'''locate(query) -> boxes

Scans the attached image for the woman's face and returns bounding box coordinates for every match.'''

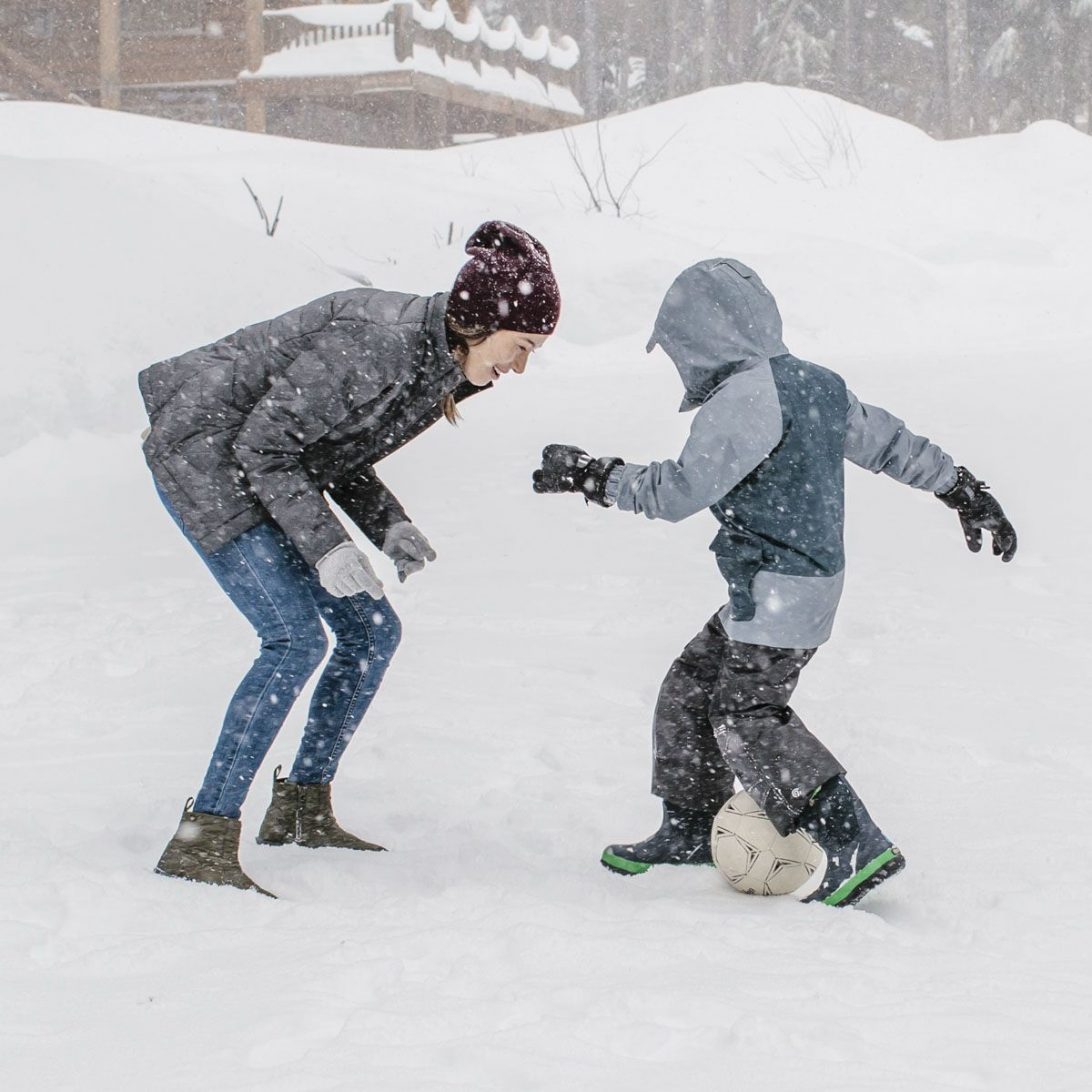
[461,329,549,387]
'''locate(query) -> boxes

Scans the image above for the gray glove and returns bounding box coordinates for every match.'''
[383,521,437,582]
[316,542,384,599]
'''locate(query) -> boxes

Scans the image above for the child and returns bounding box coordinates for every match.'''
[532,258,1015,907]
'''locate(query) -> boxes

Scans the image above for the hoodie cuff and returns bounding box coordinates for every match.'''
[933,463,960,496]
[603,465,625,506]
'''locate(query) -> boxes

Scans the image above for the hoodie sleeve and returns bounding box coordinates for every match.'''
[844,389,957,492]
[611,362,785,522]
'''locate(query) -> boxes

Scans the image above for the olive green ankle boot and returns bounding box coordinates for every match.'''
[256,767,385,852]
[156,799,276,897]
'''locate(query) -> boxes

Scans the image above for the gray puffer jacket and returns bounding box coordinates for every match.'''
[610,259,958,649]
[139,289,481,565]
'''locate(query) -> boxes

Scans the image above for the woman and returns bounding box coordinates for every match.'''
[143,221,559,897]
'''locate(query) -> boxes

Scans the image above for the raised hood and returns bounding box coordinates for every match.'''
[646,259,789,411]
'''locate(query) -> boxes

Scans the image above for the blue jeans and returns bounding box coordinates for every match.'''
[157,487,401,818]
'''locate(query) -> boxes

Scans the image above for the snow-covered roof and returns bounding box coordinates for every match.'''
[247,2,582,117]
[271,3,579,71]
[248,36,581,116]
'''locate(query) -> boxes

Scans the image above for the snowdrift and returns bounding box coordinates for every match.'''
[1,85,1090,1090]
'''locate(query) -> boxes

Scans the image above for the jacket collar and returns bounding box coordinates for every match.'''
[426,292,467,394]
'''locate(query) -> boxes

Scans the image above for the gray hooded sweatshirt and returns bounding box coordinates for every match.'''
[609,259,956,649]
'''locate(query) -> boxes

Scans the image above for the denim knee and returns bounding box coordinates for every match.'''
[377,604,402,656]
[331,598,401,664]
[260,623,328,680]
[372,601,402,660]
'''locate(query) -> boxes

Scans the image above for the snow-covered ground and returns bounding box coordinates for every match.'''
[1,85,1090,1090]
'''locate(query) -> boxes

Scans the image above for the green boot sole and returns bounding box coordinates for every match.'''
[601,850,653,875]
[822,847,905,907]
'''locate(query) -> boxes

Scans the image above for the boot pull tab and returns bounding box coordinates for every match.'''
[273,764,283,781]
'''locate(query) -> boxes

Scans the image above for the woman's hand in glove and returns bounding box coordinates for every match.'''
[316,542,385,599]
[383,521,437,582]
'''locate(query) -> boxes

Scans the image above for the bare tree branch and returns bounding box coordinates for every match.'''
[242,177,283,237]
[595,120,623,215]
[616,126,684,207]
[561,128,603,213]
[562,121,682,218]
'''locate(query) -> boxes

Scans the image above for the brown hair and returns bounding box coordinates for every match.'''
[442,316,492,425]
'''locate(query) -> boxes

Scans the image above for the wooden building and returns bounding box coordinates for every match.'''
[0,1,582,146]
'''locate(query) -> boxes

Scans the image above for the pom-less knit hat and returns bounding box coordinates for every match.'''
[447,221,560,335]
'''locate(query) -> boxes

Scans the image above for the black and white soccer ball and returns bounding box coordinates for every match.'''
[711,791,825,897]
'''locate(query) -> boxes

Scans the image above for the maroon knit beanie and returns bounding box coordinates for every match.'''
[447,221,560,335]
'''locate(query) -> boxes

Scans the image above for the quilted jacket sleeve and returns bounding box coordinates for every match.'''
[232,334,386,567]
[327,467,409,551]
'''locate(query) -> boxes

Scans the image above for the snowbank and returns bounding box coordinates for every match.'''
[1,84,1090,1090]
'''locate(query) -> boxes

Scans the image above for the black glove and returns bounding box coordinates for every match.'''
[532,444,623,507]
[936,466,1017,562]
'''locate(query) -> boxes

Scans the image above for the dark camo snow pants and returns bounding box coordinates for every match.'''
[651,613,844,834]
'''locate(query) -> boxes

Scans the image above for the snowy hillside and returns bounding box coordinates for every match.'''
[1,85,1090,1090]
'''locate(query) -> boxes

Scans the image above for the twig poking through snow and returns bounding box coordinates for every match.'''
[561,121,683,217]
[242,178,283,237]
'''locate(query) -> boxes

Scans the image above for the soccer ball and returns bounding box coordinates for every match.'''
[711,791,826,898]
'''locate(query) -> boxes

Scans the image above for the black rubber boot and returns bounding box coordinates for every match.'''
[601,800,716,875]
[799,776,905,907]
[256,767,385,852]
[156,799,276,898]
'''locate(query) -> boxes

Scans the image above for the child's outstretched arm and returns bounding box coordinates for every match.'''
[533,366,783,522]
[844,390,956,490]
[845,389,1017,561]
[612,369,783,522]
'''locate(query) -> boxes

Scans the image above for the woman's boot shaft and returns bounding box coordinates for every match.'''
[156,800,276,897]
[256,767,385,852]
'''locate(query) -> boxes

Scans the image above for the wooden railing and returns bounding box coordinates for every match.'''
[266,21,394,52]
[262,1,581,108]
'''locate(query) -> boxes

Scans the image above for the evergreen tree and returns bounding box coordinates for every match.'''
[977,0,1092,130]
[752,0,835,88]
[503,1,1092,135]
[848,2,943,133]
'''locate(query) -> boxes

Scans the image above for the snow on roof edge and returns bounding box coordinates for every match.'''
[245,34,582,116]
[269,2,579,71]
